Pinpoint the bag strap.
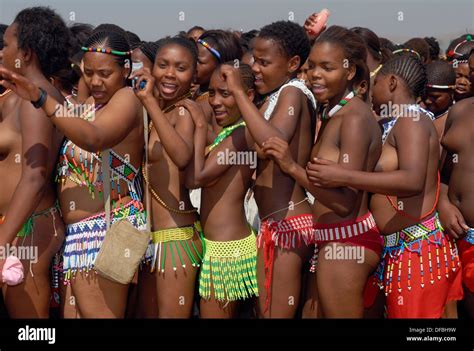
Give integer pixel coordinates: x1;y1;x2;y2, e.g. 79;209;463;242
103;107;150;231
103;149;111;230
143;107;151;232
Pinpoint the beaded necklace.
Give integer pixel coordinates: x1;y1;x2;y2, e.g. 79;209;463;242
148;92;193;132
207;120;246;153
322;90;355;120
56;103;142;207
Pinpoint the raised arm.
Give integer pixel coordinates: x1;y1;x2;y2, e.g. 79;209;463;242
220;65;302;146
0;66;142;153
181;99;253;188
133;69;194;169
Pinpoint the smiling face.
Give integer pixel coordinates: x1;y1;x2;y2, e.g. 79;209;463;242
153;43;195;101
307;41;355;104
196;43;218;86
251;37;296;95
208;70;242;126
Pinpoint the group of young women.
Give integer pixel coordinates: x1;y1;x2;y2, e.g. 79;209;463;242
0;6;472;319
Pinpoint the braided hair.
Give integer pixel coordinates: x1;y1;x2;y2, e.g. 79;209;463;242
424;37;440;61
379;55;427;99
426;61;456;87
83;30;131;69
404;38;430;63
219;61;254;91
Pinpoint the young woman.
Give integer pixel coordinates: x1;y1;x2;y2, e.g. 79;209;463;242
194;30;243;103
0;7;70;318
263;25;383;318
438;49;474;318
183;62;258;318
351;27;390;81
422;60;456;142
131;41;159;73
132;37;203;318
1;28;146;318
447;35;474;102
307;54;463;318
220;20;317;318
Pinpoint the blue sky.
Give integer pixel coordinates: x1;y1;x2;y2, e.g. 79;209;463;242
1;0;472;50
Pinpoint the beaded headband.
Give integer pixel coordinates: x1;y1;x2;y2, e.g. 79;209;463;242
198;39;221;61
392;48;422;60
426;84;456;89
447;35;473;60
82;46;132;56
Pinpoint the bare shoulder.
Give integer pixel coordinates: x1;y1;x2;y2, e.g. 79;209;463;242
110;87;140;105
341;98;376;125
445;98;474;127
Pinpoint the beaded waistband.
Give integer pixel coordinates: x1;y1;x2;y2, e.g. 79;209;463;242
384;213;440;249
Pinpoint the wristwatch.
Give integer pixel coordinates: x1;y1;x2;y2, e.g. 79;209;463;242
31;87;47;109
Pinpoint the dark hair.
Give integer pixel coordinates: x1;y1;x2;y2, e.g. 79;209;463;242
424;37;440;61
426;60;456;87
126;30;141;49
379;55;427;98
156;36;198;69
449;37;474;62
0;24;8;48
84;30;131;69
404;38;430;63
187;26;205;35
68;23;94;64
138;41;159;64
315;25;368;85
353;59;370;101
219;61;255;91
351;27;390;64
51;67;78;94
240;30;259;53
199;30;243;62
392;44;423;61
70;23;94;47
93;23;127;37
379;37;398;53
13;7;72;78
258;21;310;68
446;34;473;59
